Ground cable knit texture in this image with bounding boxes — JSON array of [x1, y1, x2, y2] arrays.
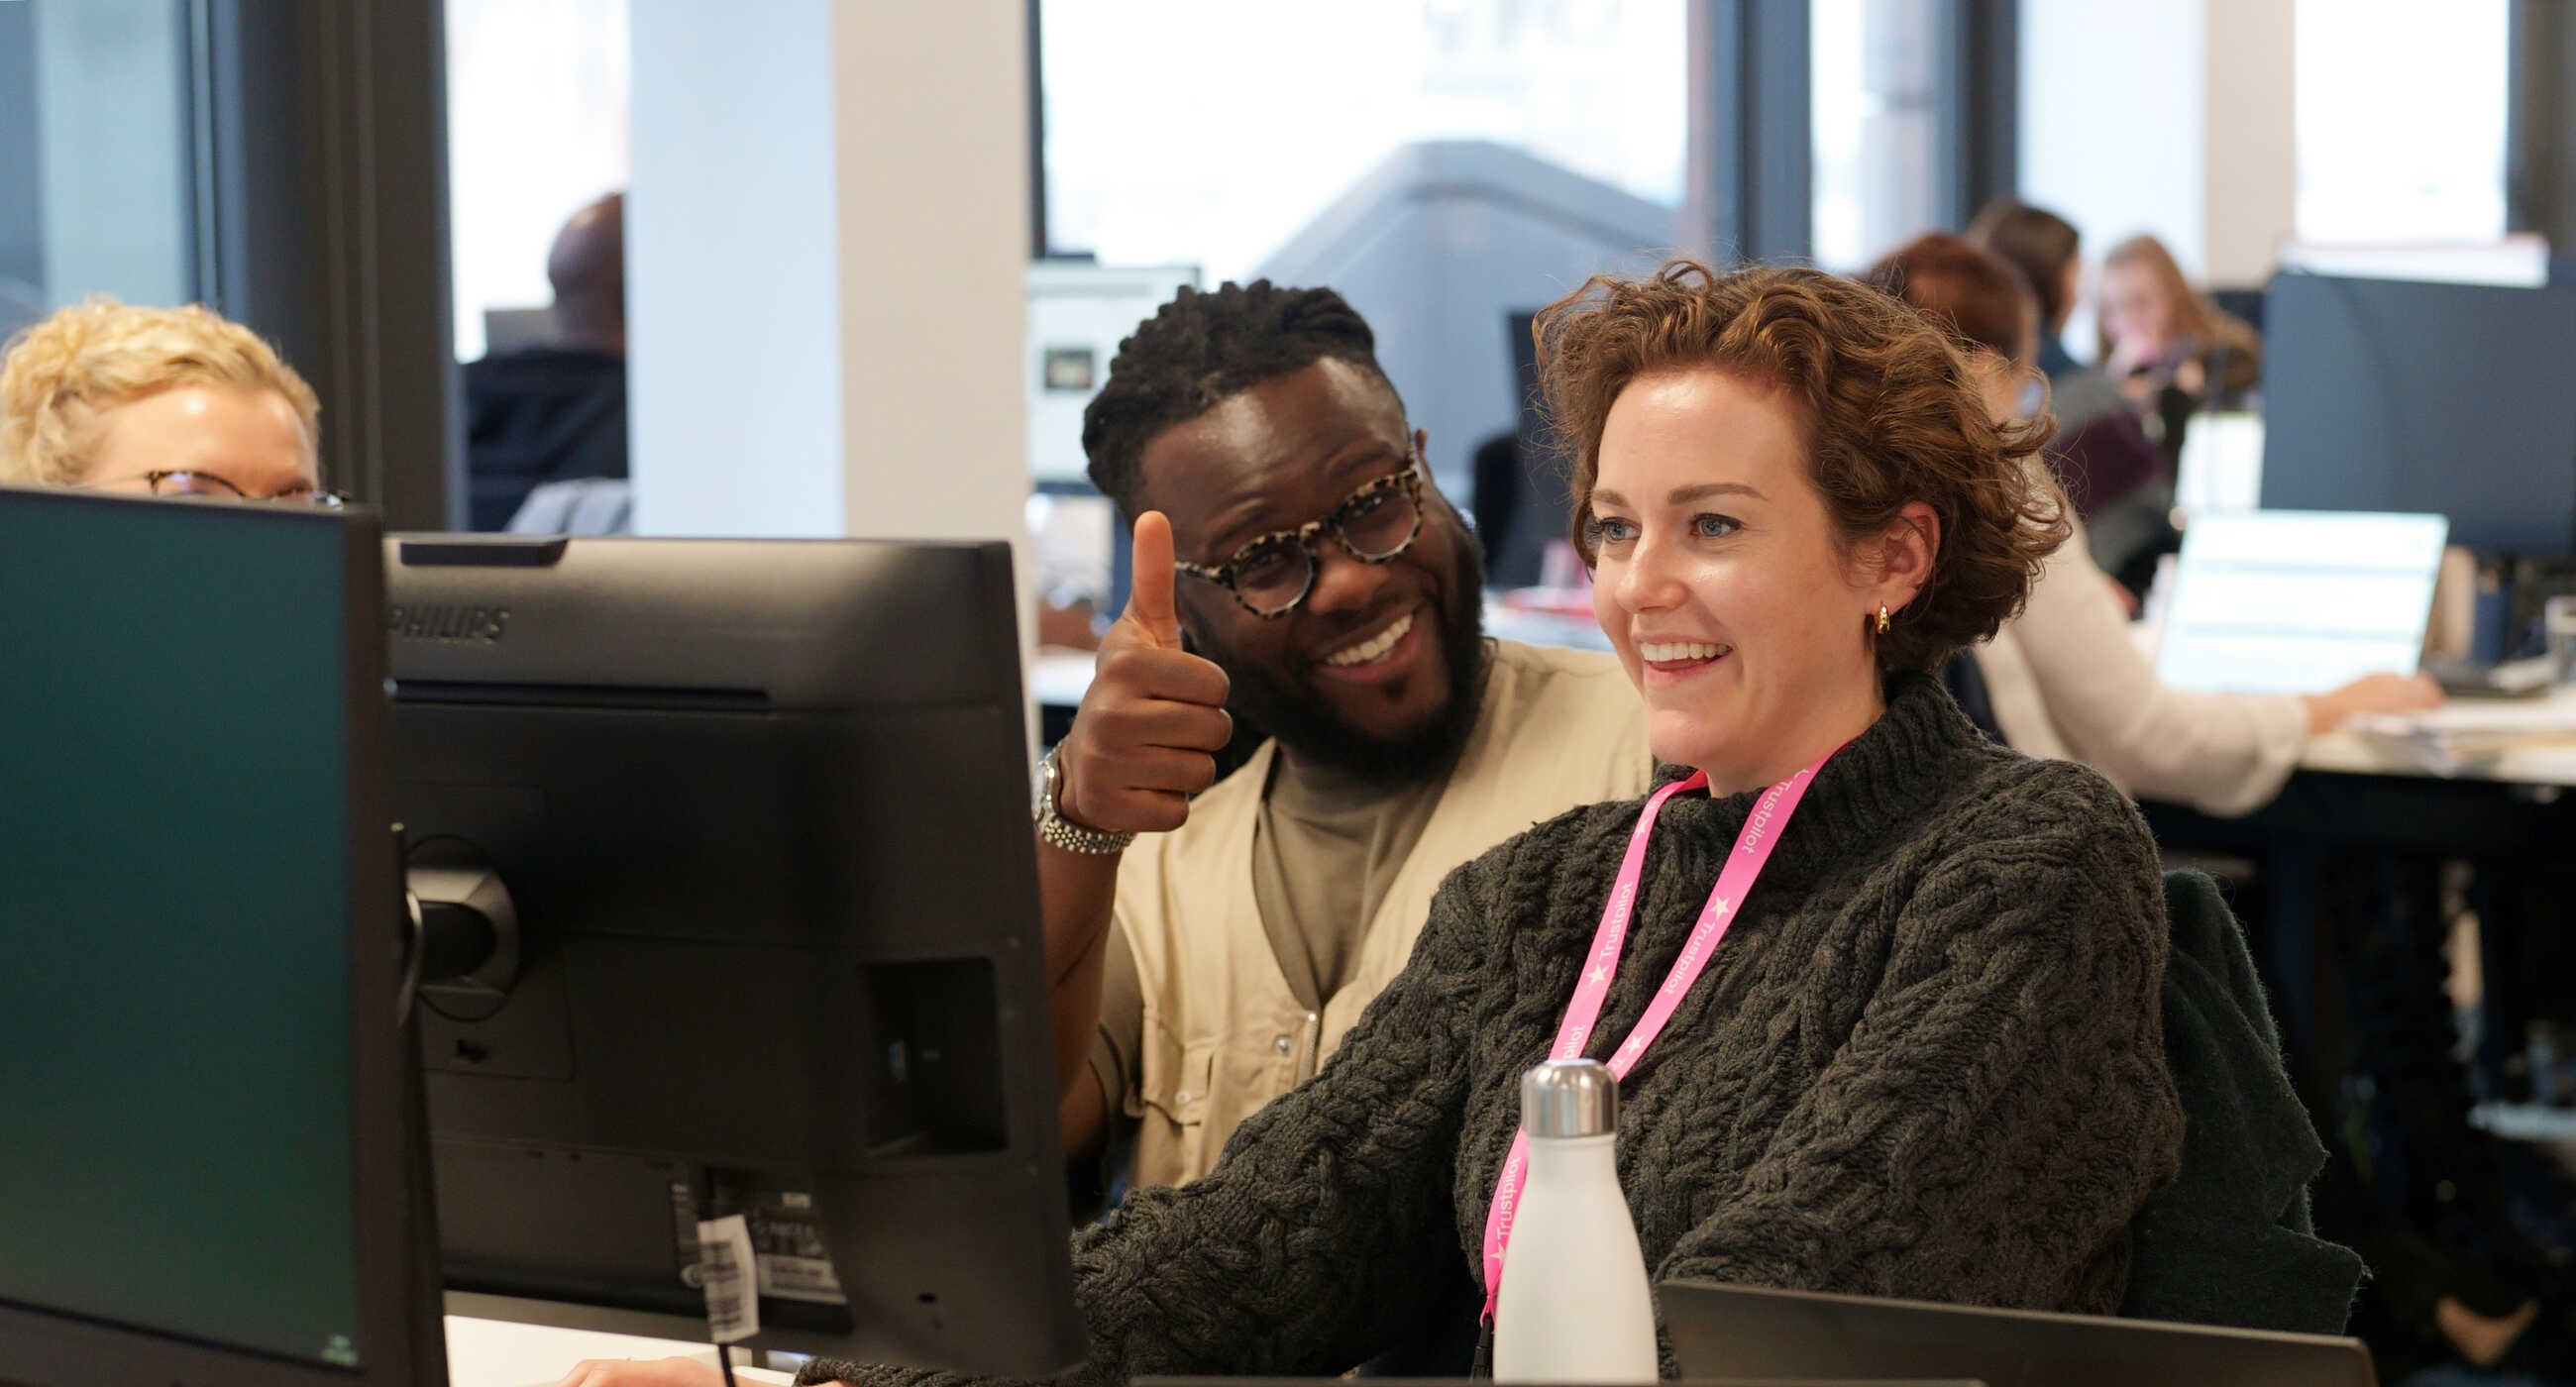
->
[[801, 675, 2184, 1386]]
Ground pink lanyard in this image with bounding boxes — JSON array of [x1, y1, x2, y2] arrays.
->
[[1478, 752, 1832, 1323]]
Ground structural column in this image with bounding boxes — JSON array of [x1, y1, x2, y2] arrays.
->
[[627, 0, 1032, 568]]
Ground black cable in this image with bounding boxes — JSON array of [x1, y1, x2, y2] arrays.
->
[[714, 1341, 738, 1387], [394, 888, 426, 1026]]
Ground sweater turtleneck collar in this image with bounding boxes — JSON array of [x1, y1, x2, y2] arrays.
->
[[1647, 671, 1990, 873]]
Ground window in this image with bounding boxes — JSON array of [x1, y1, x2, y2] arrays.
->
[[1039, 0, 1686, 281], [0, 0, 196, 337], [443, 0, 630, 362], [2294, 0, 2508, 245], [1035, 0, 1688, 582], [1810, 0, 1943, 272]]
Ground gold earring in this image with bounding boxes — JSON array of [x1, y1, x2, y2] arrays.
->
[[1876, 605, 1891, 635]]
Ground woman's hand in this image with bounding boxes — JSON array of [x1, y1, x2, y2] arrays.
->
[[2302, 672, 2445, 735], [2103, 329, 2160, 384], [2173, 355, 2208, 397]]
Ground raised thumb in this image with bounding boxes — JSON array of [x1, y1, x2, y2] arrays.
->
[[1124, 510, 1183, 648]]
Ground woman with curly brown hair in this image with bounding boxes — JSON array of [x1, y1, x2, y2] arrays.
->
[[570, 262, 2190, 1387]]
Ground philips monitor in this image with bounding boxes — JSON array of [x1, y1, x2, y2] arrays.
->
[[383, 534, 1083, 1376], [0, 486, 443, 1387], [2261, 270, 2576, 556]]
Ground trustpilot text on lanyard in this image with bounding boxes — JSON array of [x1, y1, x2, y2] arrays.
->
[[1478, 749, 1836, 1324]]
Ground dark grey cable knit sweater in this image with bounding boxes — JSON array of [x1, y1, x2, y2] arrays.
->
[[802, 674, 2186, 1386]]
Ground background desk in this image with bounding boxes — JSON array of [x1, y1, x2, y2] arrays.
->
[[2141, 701, 2576, 1116]]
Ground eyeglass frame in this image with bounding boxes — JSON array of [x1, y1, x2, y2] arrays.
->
[[1172, 440, 1428, 618], [105, 469, 347, 507]]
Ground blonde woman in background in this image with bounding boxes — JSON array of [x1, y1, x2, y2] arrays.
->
[[0, 298, 333, 503], [2094, 233, 2263, 415]]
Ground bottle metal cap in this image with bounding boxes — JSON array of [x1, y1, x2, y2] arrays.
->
[[1520, 1057, 1618, 1138]]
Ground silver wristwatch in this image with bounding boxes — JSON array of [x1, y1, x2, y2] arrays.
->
[[1034, 746, 1135, 855]]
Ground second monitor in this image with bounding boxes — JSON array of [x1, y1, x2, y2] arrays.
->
[[386, 534, 1082, 1376], [2261, 270, 2576, 557]]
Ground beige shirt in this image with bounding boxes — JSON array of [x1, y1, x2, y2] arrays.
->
[[1250, 751, 1448, 1011], [1090, 638, 1655, 1190], [1976, 496, 2308, 817]]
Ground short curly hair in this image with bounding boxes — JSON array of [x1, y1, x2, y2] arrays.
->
[[1535, 260, 2066, 674], [1858, 233, 2037, 363], [0, 298, 320, 486], [1081, 280, 1398, 517], [1966, 198, 2080, 329]]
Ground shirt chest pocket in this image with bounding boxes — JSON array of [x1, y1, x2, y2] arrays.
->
[[1137, 1024, 1217, 1129]]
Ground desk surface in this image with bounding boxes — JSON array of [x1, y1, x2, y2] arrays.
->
[[445, 1316, 793, 1387], [2303, 686, 2576, 788]]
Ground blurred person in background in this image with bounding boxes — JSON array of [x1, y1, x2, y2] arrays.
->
[[2095, 232, 2262, 456], [464, 190, 629, 531], [1966, 201, 2169, 571], [0, 298, 332, 504], [1862, 233, 2437, 818], [1968, 204, 2174, 523], [1965, 200, 2105, 400]]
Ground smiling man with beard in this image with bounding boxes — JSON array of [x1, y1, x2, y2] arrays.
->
[[1037, 281, 1652, 1193]]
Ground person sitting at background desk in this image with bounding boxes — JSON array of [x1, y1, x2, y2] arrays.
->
[[563, 261, 2187, 1387], [2096, 233, 2262, 445], [1864, 234, 2440, 816], [0, 298, 334, 504], [464, 191, 630, 531], [1039, 280, 1654, 1194], [1966, 199, 2173, 593]]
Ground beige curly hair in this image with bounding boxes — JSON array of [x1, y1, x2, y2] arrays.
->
[[0, 298, 320, 485]]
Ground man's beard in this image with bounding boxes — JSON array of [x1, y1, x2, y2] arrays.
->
[[1197, 527, 1490, 789]]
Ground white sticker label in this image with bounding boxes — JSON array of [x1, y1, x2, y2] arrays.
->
[[696, 1213, 761, 1344]]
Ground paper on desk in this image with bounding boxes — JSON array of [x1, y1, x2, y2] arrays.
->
[[2346, 694, 2576, 776]]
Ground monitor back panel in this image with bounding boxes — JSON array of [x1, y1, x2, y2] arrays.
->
[[1661, 1281, 2375, 1387], [2261, 271, 2576, 556], [387, 535, 1079, 1374]]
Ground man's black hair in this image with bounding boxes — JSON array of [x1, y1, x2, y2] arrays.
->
[[1080, 280, 1400, 516]]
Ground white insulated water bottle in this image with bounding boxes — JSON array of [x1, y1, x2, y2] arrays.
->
[[1493, 1058, 1659, 1383]]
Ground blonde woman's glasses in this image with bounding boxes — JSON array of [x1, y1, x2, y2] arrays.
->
[[111, 470, 347, 507]]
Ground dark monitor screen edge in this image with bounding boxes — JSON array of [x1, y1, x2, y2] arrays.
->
[[0, 486, 443, 1387]]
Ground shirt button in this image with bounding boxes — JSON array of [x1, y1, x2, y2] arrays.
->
[[1273, 1033, 1295, 1055]]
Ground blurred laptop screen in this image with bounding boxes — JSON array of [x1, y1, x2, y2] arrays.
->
[[2155, 510, 2446, 696]]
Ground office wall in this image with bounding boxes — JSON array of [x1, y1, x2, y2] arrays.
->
[[827, 2, 1030, 555], [2201, 0, 2297, 285], [628, 1, 844, 536], [627, 1, 1030, 573]]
